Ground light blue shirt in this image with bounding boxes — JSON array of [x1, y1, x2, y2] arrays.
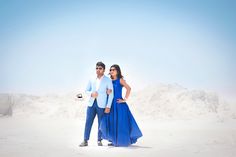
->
[[85, 75, 114, 108]]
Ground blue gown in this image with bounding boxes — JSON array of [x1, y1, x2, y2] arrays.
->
[[99, 78, 143, 146]]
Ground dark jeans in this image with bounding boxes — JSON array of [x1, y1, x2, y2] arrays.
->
[[84, 99, 105, 141]]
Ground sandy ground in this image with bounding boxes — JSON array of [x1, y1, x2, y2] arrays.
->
[[1, 85, 236, 157], [0, 117, 235, 157]]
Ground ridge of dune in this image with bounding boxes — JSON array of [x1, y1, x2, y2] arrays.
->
[[0, 84, 235, 120]]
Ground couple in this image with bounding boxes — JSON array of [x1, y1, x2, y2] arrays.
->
[[79, 62, 142, 147]]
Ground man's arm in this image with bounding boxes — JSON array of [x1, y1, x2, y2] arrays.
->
[[106, 79, 114, 108], [85, 80, 98, 98], [85, 80, 92, 97]]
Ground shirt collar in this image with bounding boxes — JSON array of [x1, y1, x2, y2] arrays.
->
[[96, 75, 104, 80]]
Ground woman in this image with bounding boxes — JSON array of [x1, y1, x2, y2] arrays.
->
[[99, 64, 143, 146]]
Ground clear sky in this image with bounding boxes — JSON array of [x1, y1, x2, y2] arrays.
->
[[0, 0, 235, 100]]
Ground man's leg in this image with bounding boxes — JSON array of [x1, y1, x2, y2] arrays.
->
[[96, 104, 105, 141], [83, 101, 96, 141]]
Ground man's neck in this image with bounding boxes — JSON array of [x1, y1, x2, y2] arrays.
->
[[97, 74, 104, 79]]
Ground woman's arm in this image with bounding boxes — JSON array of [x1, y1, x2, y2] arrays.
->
[[117, 78, 131, 103], [120, 78, 131, 100]]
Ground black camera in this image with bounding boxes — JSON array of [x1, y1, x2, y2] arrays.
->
[[76, 93, 83, 99]]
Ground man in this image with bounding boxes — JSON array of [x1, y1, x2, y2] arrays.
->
[[79, 62, 114, 147]]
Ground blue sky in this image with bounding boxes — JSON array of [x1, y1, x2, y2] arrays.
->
[[0, 0, 235, 100]]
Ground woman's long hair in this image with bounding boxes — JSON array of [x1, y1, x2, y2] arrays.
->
[[110, 64, 124, 79]]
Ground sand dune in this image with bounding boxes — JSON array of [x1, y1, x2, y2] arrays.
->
[[0, 84, 236, 157], [1, 84, 235, 120]]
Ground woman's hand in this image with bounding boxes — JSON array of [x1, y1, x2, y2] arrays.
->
[[117, 98, 126, 103]]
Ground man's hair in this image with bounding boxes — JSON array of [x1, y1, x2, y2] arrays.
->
[[96, 61, 105, 69]]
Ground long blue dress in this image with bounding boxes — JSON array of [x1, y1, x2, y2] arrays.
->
[[99, 78, 143, 146]]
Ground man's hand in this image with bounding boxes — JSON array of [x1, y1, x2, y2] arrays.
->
[[106, 89, 112, 95], [91, 92, 98, 98], [104, 107, 110, 113]]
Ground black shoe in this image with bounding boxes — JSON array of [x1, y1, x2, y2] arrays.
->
[[108, 143, 114, 146], [97, 140, 103, 146], [79, 140, 88, 147]]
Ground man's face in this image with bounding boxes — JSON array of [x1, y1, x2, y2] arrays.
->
[[96, 66, 105, 76]]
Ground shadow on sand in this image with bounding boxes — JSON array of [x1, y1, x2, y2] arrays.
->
[[108, 145, 152, 149]]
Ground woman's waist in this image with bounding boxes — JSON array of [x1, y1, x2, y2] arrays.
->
[[113, 95, 123, 99]]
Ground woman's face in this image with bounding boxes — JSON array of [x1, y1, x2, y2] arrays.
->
[[109, 67, 117, 77]]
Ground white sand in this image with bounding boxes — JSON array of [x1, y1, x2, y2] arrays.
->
[[0, 84, 236, 157], [0, 117, 235, 157]]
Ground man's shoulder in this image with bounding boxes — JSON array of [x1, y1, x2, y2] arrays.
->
[[103, 75, 112, 81], [88, 74, 97, 81]]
